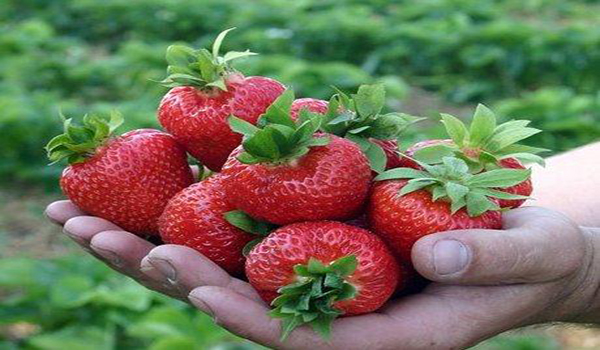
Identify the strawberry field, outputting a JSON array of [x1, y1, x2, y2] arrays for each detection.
[[1, 0, 600, 349]]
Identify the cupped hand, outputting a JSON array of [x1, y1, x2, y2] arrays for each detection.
[[45, 202, 600, 350]]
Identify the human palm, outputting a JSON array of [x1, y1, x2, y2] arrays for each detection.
[[46, 200, 599, 350]]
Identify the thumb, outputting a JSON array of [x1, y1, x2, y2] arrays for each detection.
[[411, 207, 587, 284]]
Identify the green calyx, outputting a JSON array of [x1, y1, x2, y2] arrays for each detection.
[[270, 255, 358, 341], [45, 111, 124, 165], [228, 90, 330, 165], [320, 84, 424, 173], [412, 104, 548, 172], [375, 156, 532, 217], [160, 28, 256, 91], [223, 210, 278, 256]]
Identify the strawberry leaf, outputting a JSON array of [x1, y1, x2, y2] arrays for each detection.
[[440, 113, 468, 147], [270, 255, 358, 341], [469, 104, 497, 145]]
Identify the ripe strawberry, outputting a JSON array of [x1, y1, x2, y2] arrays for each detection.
[[402, 105, 545, 208], [46, 112, 194, 235], [290, 98, 329, 120], [158, 28, 285, 171], [316, 84, 422, 173], [158, 175, 272, 275], [368, 157, 531, 262], [245, 221, 401, 339], [222, 90, 372, 225]]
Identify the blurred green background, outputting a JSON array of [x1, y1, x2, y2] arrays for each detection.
[[1, 0, 599, 349]]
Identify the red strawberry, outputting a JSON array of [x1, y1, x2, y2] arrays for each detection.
[[46, 113, 194, 235], [368, 157, 531, 263], [245, 221, 401, 339], [223, 90, 372, 225], [402, 105, 544, 208], [290, 98, 329, 120], [158, 29, 285, 171], [158, 175, 260, 275]]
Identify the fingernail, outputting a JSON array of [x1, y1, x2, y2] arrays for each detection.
[[433, 240, 469, 275], [189, 292, 214, 317], [149, 258, 177, 285], [91, 245, 123, 267]]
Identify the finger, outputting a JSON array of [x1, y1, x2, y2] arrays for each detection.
[[63, 216, 122, 245], [45, 200, 86, 225], [412, 207, 586, 284], [89, 230, 155, 277], [141, 245, 261, 302]]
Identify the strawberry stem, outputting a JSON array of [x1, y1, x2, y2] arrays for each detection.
[[160, 28, 256, 91], [375, 157, 532, 217], [228, 90, 330, 165], [320, 84, 424, 173], [270, 255, 358, 340], [413, 105, 548, 171], [45, 111, 123, 165]]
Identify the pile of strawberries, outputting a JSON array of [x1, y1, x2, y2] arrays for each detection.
[[46, 29, 544, 340]]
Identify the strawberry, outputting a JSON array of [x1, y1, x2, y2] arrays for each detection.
[[316, 84, 423, 173], [158, 175, 274, 275], [46, 112, 194, 235], [158, 28, 285, 171], [290, 98, 329, 120], [245, 221, 401, 339], [368, 157, 531, 262], [402, 105, 545, 208], [222, 90, 372, 225]]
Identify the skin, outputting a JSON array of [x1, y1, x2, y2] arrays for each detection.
[[45, 142, 600, 350]]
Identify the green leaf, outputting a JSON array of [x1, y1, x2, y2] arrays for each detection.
[[486, 127, 542, 152], [469, 104, 497, 145], [399, 179, 436, 195], [228, 115, 259, 136], [353, 84, 385, 117], [375, 167, 431, 181], [466, 193, 499, 217], [442, 157, 469, 175], [445, 182, 470, 203], [212, 27, 236, 57], [307, 258, 328, 274], [165, 44, 196, 67], [467, 168, 531, 188], [224, 210, 275, 236], [329, 255, 357, 277], [222, 49, 257, 62], [502, 153, 545, 166], [431, 186, 446, 201], [242, 129, 280, 160], [363, 142, 387, 174], [259, 90, 295, 128], [412, 144, 457, 164], [476, 188, 530, 200], [440, 113, 468, 146]]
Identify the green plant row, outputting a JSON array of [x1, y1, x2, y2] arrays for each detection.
[[0, 254, 264, 350]]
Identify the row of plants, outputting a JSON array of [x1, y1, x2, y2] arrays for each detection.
[[0, 254, 263, 350], [4, 0, 600, 100], [1, 0, 598, 188]]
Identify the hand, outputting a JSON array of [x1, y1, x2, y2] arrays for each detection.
[[45, 203, 600, 350]]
